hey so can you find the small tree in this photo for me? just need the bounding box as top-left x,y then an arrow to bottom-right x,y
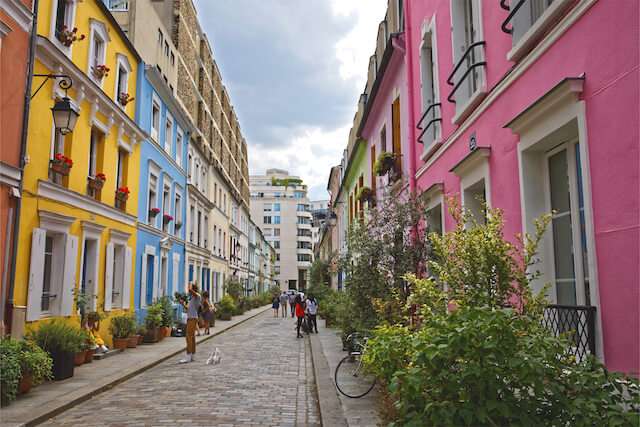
224,277 -> 243,301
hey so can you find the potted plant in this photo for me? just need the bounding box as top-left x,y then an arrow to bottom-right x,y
143,304 -> 163,343
17,340 -> 53,395
108,314 -> 133,351
374,152 -> 397,177
88,172 -> 106,191
118,92 -> 135,106
149,207 -> 160,219
162,214 -> 173,225
174,221 -> 183,230
136,324 -> 147,345
27,321 -> 84,381
91,64 -> 110,80
356,186 -> 374,205
57,26 -> 85,47
83,330 -> 96,363
158,296 -> 174,337
115,186 -> 130,202
50,153 -> 73,176
216,295 -> 236,321
126,315 -> 139,348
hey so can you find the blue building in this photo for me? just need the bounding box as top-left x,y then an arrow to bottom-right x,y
134,64 -> 192,316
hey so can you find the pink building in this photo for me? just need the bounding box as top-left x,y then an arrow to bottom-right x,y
399,0 -> 638,373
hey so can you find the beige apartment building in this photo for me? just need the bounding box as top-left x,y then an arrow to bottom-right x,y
250,169 -> 313,291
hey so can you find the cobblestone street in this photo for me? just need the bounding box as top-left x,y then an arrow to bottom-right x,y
40,311 -> 320,427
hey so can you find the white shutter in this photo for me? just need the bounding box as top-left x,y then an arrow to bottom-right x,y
172,254 -> 180,296
122,246 -> 132,309
60,235 -> 78,316
151,255 -> 159,302
104,243 -> 114,311
26,229 -> 46,321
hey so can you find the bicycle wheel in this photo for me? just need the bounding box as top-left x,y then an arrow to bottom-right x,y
334,353 -> 376,398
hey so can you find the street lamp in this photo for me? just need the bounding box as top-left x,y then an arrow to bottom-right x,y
31,74 -> 79,135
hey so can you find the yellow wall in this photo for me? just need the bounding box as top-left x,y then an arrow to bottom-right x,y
14,0 -> 142,342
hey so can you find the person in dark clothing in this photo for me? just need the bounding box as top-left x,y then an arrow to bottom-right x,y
294,294 -> 306,338
305,295 -> 318,333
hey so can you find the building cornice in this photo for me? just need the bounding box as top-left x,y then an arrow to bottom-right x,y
38,180 -> 137,226
0,0 -> 33,32
0,161 -> 21,188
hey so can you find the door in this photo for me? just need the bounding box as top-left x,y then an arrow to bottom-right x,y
146,254 -> 155,306
391,97 -> 401,173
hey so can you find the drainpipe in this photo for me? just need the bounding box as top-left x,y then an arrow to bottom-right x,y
404,0 -> 417,193
7,0 -> 39,335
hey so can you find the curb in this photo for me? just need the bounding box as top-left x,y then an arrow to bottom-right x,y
308,330 -> 349,427
23,306 -> 271,427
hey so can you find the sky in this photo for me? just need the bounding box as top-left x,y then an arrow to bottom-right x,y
194,0 -> 388,200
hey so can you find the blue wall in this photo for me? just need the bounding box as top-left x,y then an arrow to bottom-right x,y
133,63 -> 190,316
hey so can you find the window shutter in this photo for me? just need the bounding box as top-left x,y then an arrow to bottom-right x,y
151,255 -> 159,302
26,229 -> 46,322
122,246 -> 132,309
60,235 -> 78,316
172,254 -> 180,295
104,243 -> 114,311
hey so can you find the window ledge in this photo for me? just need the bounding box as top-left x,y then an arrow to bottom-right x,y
452,87 -> 487,125
420,138 -> 444,163
507,0 -> 573,63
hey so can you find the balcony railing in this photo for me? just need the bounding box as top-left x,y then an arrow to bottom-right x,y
500,0 -> 527,34
542,304 -> 596,362
446,41 -> 486,104
416,102 -> 442,145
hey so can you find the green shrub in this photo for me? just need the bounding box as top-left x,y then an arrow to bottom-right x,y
27,321 -> 85,354
17,340 -> 52,386
144,304 -> 163,329
224,278 -> 243,301
109,314 -> 135,339
0,339 -> 22,405
157,296 -> 175,327
217,295 -> 236,319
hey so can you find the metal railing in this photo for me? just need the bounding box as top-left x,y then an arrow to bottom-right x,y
500,0 -> 528,34
416,102 -> 442,145
542,304 -> 596,361
446,41 -> 486,103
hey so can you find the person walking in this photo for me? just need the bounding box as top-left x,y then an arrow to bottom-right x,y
279,291 -> 288,318
306,295 -> 319,333
295,294 -> 306,338
201,291 -> 215,335
179,283 -> 201,363
272,295 -> 280,317
289,292 -> 296,318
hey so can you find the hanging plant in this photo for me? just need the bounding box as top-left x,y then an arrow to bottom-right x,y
162,214 -> 174,223
91,64 -> 110,80
149,207 -> 161,218
357,186 -> 374,204
87,172 -> 106,191
374,152 -> 397,176
118,92 -> 134,106
57,26 -> 86,47
115,186 -> 130,202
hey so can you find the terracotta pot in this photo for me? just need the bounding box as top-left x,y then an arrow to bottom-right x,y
18,373 -> 33,394
127,335 -> 138,348
84,348 -> 95,364
143,328 -> 159,343
50,161 -> 70,176
137,334 -> 144,345
74,351 -> 85,366
88,177 -> 105,191
112,337 -> 128,350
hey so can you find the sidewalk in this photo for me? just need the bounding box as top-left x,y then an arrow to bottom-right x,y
0,306 -> 271,427
309,318 -> 380,427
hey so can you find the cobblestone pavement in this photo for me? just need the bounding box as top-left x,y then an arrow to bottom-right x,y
40,311 -> 320,427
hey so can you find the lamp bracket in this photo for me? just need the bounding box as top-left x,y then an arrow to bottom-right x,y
31,74 -> 73,100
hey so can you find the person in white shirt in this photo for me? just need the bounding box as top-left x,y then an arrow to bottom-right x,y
305,295 -> 319,333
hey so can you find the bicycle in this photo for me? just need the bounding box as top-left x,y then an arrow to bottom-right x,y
334,332 -> 376,398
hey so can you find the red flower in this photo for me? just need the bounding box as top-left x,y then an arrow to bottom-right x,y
64,157 -> 73,166
163,214 -> 174,222
150,207 -> 160,214
54,153 -> 64,161
95,172 -> 107,180
117,186 -> 130,195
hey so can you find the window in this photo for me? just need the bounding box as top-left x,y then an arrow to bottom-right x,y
174,191 -> 182,236
263,228 -> 272,236
115,55 -> 131,105
157,29 -> 163,46
463,179 -> 487,226
108,0 -> 129,11
204,216 -> 208,248
274,228 -> 280,237
273,203 -> 280,211
50,131 -> 66,185
418,21 -> 441,151
297,241 -> 312,250
508,0 -> 569,60
88,26 -> 106,83
164,114 -> 173,153
297,217 -> 310,225
164,41 -> 169,57
273,216 -> 281,225
87,128 -> 103,198
213,225 -> 217,251
427,203 -> 443,236
189,205 -> 195,242
380,125 -> 387,152
170,52 -> 175,66
391,97 -> 402,173
174,129 -> 183,166
450,0 -> 486,118
297,254 -> 312,262
41,235 -> 54,312
115,149 -> 127,209
151,100 -> 160,141
263,216 -> 272,224
273,241 -> 280,249
214,184 -> 218,206
263,203 -> 272,212
148,174 -> 158,224
276,253 -> 280,262
294,191 -> 304,199
53,0 -> 75,45
162,184 -> 170,232
197,211 -> 202,246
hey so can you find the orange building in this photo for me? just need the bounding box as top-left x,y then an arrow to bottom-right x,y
0,0 -> 33,334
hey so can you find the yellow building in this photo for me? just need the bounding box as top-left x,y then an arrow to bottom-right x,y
11,0 -> 145,344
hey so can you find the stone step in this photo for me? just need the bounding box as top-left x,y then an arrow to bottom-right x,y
93,349 -> 123,360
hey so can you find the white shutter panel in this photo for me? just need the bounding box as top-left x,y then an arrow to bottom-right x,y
122,246 -> 132,309
60,235 -> 78,316
26,229 -> 46,321
151,255 -> 159,302
104,243 -> 114,311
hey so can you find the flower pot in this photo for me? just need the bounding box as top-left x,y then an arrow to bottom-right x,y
143,328 -> 159,343
18,373 -> 33,395
50,350 -> 75,381
50,161 -> 70,176
84,348 -> 95,364
73,351 -> 85,366
137,334 -> 144,345
88,177 -> 105,191
112,337 -> 128,351
164,326 -> 172,337
115,192 -> 129,202
127,336 -> 139,348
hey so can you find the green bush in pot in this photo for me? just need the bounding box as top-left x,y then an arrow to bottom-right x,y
26,321 -> 84,381
0,338 -> 22,405
109,314 -> 135,350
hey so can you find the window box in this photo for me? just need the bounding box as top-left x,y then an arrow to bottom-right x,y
118,92 -> 134,107
148,207 -> 160,218
91,64 -> 110,80
50,154 -> 73,176
57,26 -> 85,47
87,173 -> 106,191
162,214 -> 173,224
115,186 -> 130,202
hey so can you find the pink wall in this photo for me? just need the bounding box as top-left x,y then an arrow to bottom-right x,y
405,0 -> 639,373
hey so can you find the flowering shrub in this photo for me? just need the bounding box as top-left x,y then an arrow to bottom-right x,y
116,186 -> 130,195
52,153 -> 73,166
149,207 -> 160,216
162,214 -> 173,222
91,64 -> 110,79
94,172 -> 106,181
